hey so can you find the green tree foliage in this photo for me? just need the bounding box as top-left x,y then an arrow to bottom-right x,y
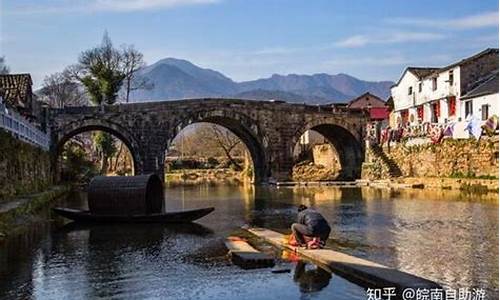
61,142 -> 99,183
75,32 -> 125,105
66,32 -> 129,174
94,131 -> 117,173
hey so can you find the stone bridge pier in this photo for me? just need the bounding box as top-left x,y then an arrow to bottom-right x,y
49,99 -> 367,183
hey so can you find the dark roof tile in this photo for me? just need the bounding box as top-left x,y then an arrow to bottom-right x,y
0,74 -> 33,108
462,71 -> 499,99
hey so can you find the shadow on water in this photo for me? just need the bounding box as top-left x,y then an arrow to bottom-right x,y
57,221 -> 214,237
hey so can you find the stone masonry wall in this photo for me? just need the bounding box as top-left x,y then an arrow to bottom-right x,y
312,143 -> 340,169
0,129 -> 52,199
362,136 -> 498,180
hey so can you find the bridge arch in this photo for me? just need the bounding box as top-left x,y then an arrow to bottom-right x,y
292,118 -> 364,180
53,119 -> 142,175
169,110 -> 270,183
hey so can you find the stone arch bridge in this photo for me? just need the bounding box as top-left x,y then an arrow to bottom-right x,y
49,98 -> 368,183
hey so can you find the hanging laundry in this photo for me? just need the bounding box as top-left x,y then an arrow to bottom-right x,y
443,123 -> 455,137
452,121 -> 469,139
481,115 -> 499,136
429,125 -> 444,143
380,127 -> 388,144
465,115 -> 482,140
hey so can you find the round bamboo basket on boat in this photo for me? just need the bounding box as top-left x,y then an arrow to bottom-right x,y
88,174 -> 164,215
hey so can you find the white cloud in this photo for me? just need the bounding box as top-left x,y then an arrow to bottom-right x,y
326,52 -> 455,68
334,35 -> 369,48
335,32 -> 445,48
7,0 -> 221,15
326,55 -> 409,67
93,0 -> 220,12
386,11 -> 499,30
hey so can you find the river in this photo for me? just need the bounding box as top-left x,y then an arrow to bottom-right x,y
0,184 -> 498,299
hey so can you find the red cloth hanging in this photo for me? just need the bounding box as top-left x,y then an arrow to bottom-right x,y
448,96 -> 456,116
433,101 -> 441,118
417,105 -> 424,120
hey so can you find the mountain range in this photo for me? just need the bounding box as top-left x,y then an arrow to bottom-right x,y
129,58 -> 394,104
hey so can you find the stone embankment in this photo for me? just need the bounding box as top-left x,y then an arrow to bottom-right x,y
0,129 -> 73,240
165,168 -> 251,185
292,161 -> 338,182
0,130 -> 53,200
292,143 -> 341,181
362,136 -> 498,192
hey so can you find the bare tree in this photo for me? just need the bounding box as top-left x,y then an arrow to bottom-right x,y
169,123 -> 246,170
113,45 -> 152,166
0,56 -> 9,74
121,45 -> 152,103
210,125 -> 243,170
40,72 -> 87,108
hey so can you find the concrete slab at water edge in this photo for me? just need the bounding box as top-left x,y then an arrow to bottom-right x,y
246,228 -> 441,293
225,237 -> 275,269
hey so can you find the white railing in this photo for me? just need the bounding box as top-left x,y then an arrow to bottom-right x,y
0,100 -> 50,151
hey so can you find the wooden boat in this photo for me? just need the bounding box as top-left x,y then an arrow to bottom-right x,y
53,207 -> 214,223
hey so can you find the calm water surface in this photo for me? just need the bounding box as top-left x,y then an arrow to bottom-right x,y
0,184 -> 498,299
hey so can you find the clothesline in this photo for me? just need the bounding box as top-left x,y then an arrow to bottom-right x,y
366,115 -> 499,146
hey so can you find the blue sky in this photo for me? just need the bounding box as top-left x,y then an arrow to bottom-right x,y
1,0 -> 498,87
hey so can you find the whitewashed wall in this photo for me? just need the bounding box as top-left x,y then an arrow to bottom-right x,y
461,93 -> 499,121
391,71 -> 418,112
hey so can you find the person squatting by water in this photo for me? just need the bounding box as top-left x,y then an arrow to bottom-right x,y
290,205 -> 331,249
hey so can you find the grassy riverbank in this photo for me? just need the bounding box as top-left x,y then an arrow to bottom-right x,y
0,185 -> 71,241
165,168 -> 251,186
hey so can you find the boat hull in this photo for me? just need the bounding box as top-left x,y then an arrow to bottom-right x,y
53,207 -> 214,223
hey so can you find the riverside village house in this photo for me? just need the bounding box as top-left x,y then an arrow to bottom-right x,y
390,48 -> 499,128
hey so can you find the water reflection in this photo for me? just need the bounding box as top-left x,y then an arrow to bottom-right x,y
0,184 -> 497,299
293,262 -> 332,293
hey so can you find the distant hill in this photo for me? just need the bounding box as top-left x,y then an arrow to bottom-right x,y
129,58 -> 393,103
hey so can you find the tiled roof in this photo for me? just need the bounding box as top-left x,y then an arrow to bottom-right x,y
392,48 -> 499,88
461,71 -> 499,100
347,92 -> 386,108
440,48 -> 499,71
0,74 -> 33,108
407,67 -> 440,79
392,67 -> 440,87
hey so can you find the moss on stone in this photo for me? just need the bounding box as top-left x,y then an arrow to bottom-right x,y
0,129 -> 52,200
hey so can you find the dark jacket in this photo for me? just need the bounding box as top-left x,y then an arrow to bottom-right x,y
297,208 -> 331,234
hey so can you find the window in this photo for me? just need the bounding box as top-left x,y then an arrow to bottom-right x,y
432,77 -> 437,91
418,82 -> 422,93
465,100 -> 473,118
408,86 -> 413,95
448,70 -> 454,86
448,96 -> 456,116
481,104 -> 489,120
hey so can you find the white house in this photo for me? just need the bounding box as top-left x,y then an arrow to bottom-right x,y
460,71 -> 499,121
391,48 -> 499,126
